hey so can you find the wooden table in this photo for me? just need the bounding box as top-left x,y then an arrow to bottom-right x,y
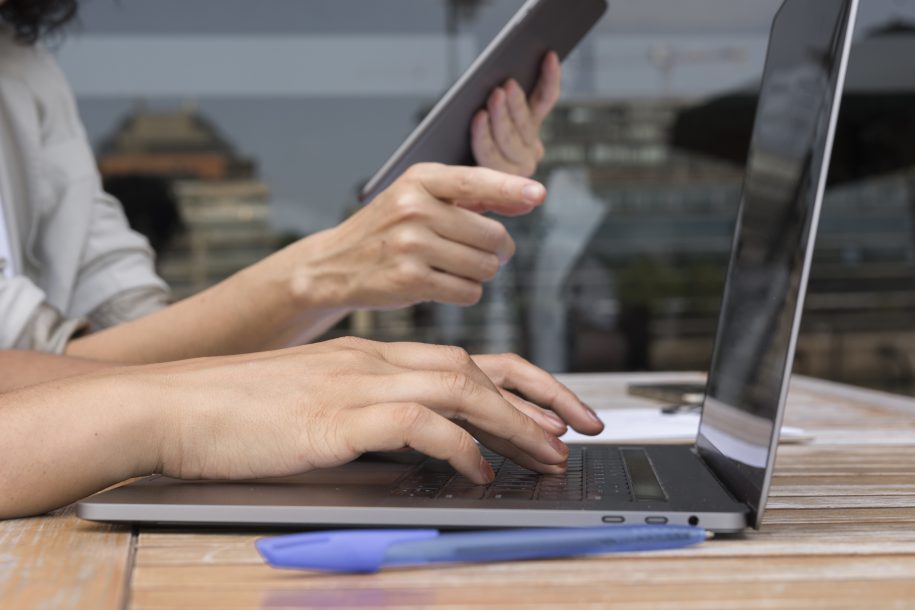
4,373 -> 915,610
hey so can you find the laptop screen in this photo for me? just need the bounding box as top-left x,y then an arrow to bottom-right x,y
695,0 -> 857,527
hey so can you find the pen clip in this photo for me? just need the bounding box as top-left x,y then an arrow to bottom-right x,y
256,529 -> 439,573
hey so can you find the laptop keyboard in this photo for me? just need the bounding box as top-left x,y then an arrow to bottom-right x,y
389,445 -> 632,503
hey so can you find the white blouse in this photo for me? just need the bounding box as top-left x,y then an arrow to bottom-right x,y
0,26 -> 169,351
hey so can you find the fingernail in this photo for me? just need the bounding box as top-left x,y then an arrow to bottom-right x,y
548,435 -> 569,458
522,183 -> 545,203
584,404 -> 604,427
479,458 -> 495,484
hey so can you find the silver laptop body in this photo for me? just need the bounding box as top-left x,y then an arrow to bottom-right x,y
78,0 -> 859,533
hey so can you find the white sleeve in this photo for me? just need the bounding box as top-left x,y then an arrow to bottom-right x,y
0,189 -> 171,350
68,189 -> 170,325
0,276 -> 87,352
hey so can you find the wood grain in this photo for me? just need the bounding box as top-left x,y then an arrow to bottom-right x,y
0,507 -> 133,610
4,375 -> 915,610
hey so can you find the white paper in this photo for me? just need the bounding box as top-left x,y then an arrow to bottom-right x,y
561,408 -> 811,445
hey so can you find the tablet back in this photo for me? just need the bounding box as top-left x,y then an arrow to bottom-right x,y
360,0 -> 608,202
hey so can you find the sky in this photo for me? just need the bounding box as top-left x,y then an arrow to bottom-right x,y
57,0 -> 915,233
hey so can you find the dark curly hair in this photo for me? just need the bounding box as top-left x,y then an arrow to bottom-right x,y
0,0 -> 78,44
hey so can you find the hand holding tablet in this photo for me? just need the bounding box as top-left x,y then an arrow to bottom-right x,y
471,51 -> 562,178
361,0 -> 609,202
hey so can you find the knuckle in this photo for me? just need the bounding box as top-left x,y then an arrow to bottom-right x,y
507,352 -> 529,366
416,162 -> 442,173
455,168 -> 477,199
454,430 -> 478,459
392,227 -> 425,254
442,371 -> 476,399
499,178 -> 516,200
332,336 -> 367,349
391,191 -> 426,221
402,163 -> 426,180
330,339 -> 375,362
394,403 -> 430,435
394,260 -> 428,288
333,348 -> 370,369
442,345 -> 474,370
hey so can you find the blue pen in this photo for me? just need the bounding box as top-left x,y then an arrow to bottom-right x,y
256,525 -> 709,573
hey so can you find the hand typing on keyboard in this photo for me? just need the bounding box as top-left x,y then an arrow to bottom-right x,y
1,337 -> 606,519
391,447 -> 630,503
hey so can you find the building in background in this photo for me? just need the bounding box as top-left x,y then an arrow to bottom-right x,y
98,104 -> 287,299
523,98 -> 915,393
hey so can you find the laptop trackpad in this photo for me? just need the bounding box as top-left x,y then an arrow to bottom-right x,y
621,448 -> 668,502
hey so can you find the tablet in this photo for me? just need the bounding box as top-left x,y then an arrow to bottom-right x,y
359,0 -> 608,202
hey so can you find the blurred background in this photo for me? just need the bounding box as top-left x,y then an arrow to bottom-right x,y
57,0 -> 915,396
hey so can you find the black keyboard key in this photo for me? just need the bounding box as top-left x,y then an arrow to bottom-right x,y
442,487 -> 487,500
490,490 -> 535,500
389,445 -> 633,503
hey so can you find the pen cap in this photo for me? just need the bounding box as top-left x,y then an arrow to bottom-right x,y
256,529 -> 439,573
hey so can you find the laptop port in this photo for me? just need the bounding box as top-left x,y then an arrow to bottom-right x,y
601,515 -> 625,524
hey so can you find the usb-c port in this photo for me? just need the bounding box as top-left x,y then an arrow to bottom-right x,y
602,515 -> 625,524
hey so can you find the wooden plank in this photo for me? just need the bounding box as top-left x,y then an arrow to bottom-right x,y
132,553 -> 915,584
769,483 -> 915,496
130,563 -> 915,610
0,506 -> 133,610
131,525 -> 915,564
763,507 -> 915,525
766,495 -> 915,509
127,373 -> 915,609
131,584 -> 915,610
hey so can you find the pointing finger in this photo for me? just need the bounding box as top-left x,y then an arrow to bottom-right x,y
407,163 -> 545,216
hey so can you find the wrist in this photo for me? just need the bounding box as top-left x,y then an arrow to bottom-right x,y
211,242 -> 345,347
274,228 -> 355,315
69,368 -> 168,480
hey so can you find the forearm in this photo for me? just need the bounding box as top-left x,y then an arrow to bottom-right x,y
0,370 -> 162,519
0,350 -> 116,393
65,255 -> 350,364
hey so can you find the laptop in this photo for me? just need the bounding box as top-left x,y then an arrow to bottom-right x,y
77,0 -> 859,533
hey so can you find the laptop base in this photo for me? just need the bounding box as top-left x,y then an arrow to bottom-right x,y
77,445 -> 749,533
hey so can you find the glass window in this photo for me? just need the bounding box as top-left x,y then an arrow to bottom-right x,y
60,0 -> 915,397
